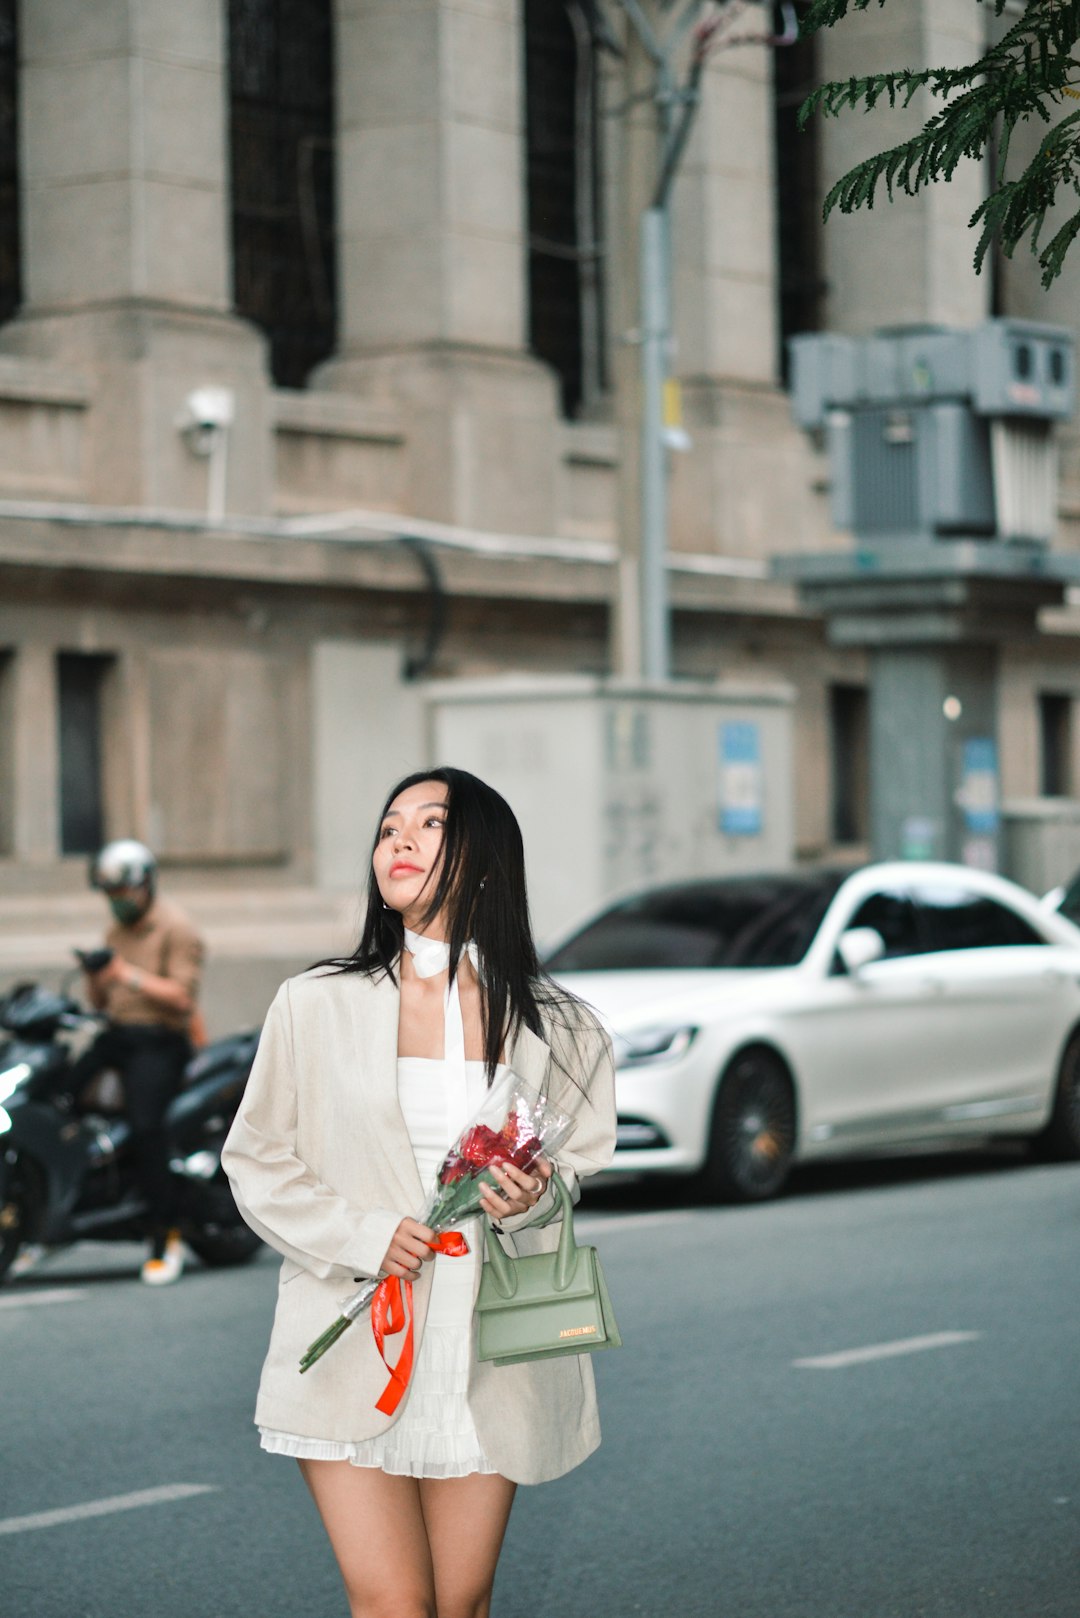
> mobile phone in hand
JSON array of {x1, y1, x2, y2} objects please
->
[{"x1": 74, "y1": 947, "x2": 114, "y2": 975}]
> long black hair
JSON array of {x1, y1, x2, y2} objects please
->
[{"x1": 315, "y1": 767, "x2": 574, "y2": 1082}]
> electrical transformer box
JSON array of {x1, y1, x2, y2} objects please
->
[{"x1": 790, "y1": 320, "x2": 1074, "y2": 546}]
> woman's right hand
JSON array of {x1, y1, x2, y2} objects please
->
[{"x1": 380, "y1": 1217, "x2": 437, "y2": 1279}]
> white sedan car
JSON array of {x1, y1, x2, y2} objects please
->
[{"x1": 546, "y1": 862, "x2": 1080, "y2": 1201}]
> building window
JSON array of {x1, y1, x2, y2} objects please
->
[
  {"x1": 830, "y1": 683, "x2": 869, "y2": 845},
  {"x1": 0, "y1": 0, "x2": 19, "y2": 330},
  {"x1": 524, "y1": 0, "x2": 607, "y2": 418},
  {"x1": 57, "y1": 654, "x2": 113, "y2": 857},
  {"x1": 773, "y1": 7, "x2": 824, "y2": 382},
  {"x1": 1039, "y1": 692, "x2": 1073, "y2": 797},
  {"x1": 228, "y1": 0, "x2": 337, "y2": 389}
]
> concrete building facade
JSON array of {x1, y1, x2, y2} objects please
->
[{"x1": 3, "y1": 0, "x2": 1080, "y2": 1015}]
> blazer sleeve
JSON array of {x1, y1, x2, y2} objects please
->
[
  {"x1": 221, "y1": 981, "x2": 402, "y2": 1282},
  {"x1": 494, "y1": 1009, "x2": 616, "y2": 1235}
]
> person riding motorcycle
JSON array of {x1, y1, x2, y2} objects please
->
[{"x1": 81, "y1": 840, "x2": 206, "y2": 1285}]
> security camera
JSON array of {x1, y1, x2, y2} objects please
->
[
  {"x1": 177, "y1": 385, "x2": 235, "y2": 522},
  {"x1": 177, "y1": 386, "x2": 235, "y2": 454}
]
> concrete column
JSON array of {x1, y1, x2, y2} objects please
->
[
  {"x1": 819, "y1": 0, "x2": 990, "y2": 334},
  {"x1": 331, "y1": 0, "x2": 525, "y2": 355},
  {"x1": 1001, "y1": 247, "x2": 1080, "y2": 549},
  {"x1": 5, "y1": 0, "x2": 271, "y2": 512},
  {"x1": 11, "y1": 645, "x2": 60, "y2": 862},
  {"x1": 21, "y1": 0, "x2": 230, "y2": 313},
  {"x1": 990, "y1": 35, "x2": 1080, "y2": 545},
  {"x1": 664, "y1": 20, "x2": 828, "y2": 563},
  {"x1": 317, "y1": 0, "x2": 560, "y2": 534},
  {"x1": 101, "y1": 649, "x2": 151, "y2": 845},
  {"x1": 672, "y1": 36, "x2": 778, "y2": 386},
  {"x1": 869, "y1": 644, "x2": 999, "y2": 866}
]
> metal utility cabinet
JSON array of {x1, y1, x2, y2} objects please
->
[{"x1": 426, "y1": 677, "x2": 795, "y2": 942}]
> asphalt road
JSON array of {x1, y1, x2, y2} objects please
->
[{"x1": 3, "y1": 1152, "x2": 1079, "y2": 1618}]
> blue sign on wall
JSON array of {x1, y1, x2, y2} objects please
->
[
  {"x1": 960, "y1": 737, "x2": 1000, "y2": 835},
  {"x1": 719, "y1": 720, "x2": 763, "y2": 836}
]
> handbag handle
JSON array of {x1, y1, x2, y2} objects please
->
[{"x1": 483, "y1": 1171, "x2": 576, "y2": 1299}]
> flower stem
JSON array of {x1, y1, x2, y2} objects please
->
[{"x1": 299, "y1": 1315, "x2": 352, "y2": 1372}]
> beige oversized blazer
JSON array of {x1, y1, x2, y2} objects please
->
[{"x1": 221, "y1": 964, "x2": 617, "y2": 1486}]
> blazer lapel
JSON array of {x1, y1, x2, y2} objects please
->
[{"x1": 346, "y1": 969, "x2": 425, "y2": 1212}]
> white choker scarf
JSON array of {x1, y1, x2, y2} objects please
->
[
  {"x1": 402, "y1": 929, "x2": 480, "y2": 1068},
  {"x1": 402, "y1": 929, "x2": 479, "y2": 981}
]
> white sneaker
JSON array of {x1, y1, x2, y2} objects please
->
[
  {"x1": 141, "y1": 1231, "x2": 185, "y2": 1286},
  {"x1": 10, "y1": 1243, "x2": 46, "y2": 1279}
]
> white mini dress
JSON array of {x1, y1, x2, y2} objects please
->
[{"x1": 259, "y1": 1044, "x2": 504, "y2": 1479}]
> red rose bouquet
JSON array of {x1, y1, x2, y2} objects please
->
[{"x1": 298, "y1": 1070, "x2": 574, "y2": 1404}]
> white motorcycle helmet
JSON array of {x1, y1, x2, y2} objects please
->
[{"x1": 90, "y1": 839, "x2": 158, "y2": 897}]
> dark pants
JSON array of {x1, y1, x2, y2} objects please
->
[{"x1": 76, "y1": 1024, "x2": 191, "y2": 1242}]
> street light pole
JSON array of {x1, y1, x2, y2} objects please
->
[
  {"x1": 611, "y1": 0, "x2": 794, "y2": 682},
  {"x1": 614, "y1": 0, "x2": 720, "y2": 681},
  {"x1": 639, "y1": 202, "x2": 670, "y2": 681}
]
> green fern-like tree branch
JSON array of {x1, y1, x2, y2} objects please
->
[{"x1": 798, "y1": 0, "x2": 1080, "y2": 287}]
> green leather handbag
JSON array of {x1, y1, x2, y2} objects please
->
[{"x1": 475, "y1": 1172, "x2": 622, "y2": 1366}]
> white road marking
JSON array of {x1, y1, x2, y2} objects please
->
[
  {"x1": 793, "y1": 1331, "x2": 981, "y2": 1370},
  {"x1": 0, "y1": 1288, "x2": 86, "y2": 1312},
  {"x1": 0, "y1": 1484, "x2": 219, "y2": 1537}
]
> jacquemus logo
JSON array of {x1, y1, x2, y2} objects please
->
[{"x1": 559, "y1": 1325, "x2": 597, "y2": 1338}]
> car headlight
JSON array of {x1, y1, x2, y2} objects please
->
[
  {"x1": 613, "y1": 1026, "x2": 697, "y2": 1069},
  {"x1": 0, "y1": 1062, "x2": 32, "y2": 1105}
]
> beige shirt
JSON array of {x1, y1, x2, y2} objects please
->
[{"x1": 103, "y1": 896, "x2": 205, "y2": 1034}]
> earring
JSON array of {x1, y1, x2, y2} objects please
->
[{"x1": 478, "y1": 879, "x2": 486, "y2": 891}]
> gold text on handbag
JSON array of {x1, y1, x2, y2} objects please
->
[{"x1": 559, "y1": 1325, "x2": 598, "y2": 1338}]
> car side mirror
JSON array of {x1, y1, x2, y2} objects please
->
[{"x1": 836, "y1": 927, "x2": 886, "y2": 977}]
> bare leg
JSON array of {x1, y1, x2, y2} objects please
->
[
  {"x1": 299, "y1": 1459, "x2": 437, "y2": 1618},
  {"x1": 419, "y1": 1473, "x2": 518, "y2": 1618}
]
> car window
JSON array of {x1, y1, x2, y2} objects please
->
[
  {"x1": 845, "y1": 890, "x2": 922, "y2": 959},
  {"x1": 545, "y1": 874, "x2": 846, "y2": 971},
  {"x1": 548, "y1": 914, "x2": 720, "y2": 970},
  {"x1": 910, "y1": 885, "x2": 1046, "y2": 952},
  {"x1": 730, "y1": 883, "x2": 841, "y2": 968},
  {"x1": 1058, "y1": 871, "x2": 1080, "y2": 928}
]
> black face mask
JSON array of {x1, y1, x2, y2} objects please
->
[{"x1": 108, "y1": 895, "x2": 148, "y2": 926}]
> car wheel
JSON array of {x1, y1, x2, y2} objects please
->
[
  {"x1": 1037, "y1": 1030, "x2": 1080, "y2": 1161},
  {"x1": 703, "y1": 1047, "x2": 796, "y2": 1203}
]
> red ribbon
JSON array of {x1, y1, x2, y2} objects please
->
[{"x1": 372, "y1": 1232, "x2": 470, "y2": 1415}]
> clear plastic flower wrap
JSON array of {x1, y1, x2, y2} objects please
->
[{"x1": 299, "y1": 1069, "x2": 575, "y2": 1391}]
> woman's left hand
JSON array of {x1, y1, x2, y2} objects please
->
[{"x1": 480, "y1": 1156, "x2": 552, "y2": 1221}]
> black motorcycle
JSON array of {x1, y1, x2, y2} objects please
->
[{"x1": 0, "y1": 969, "x2": 262, "y2": 1283}]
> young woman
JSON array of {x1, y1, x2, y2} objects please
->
[{"x1": 222, "y1": 767, "x2": 616, "y2": 1618}]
